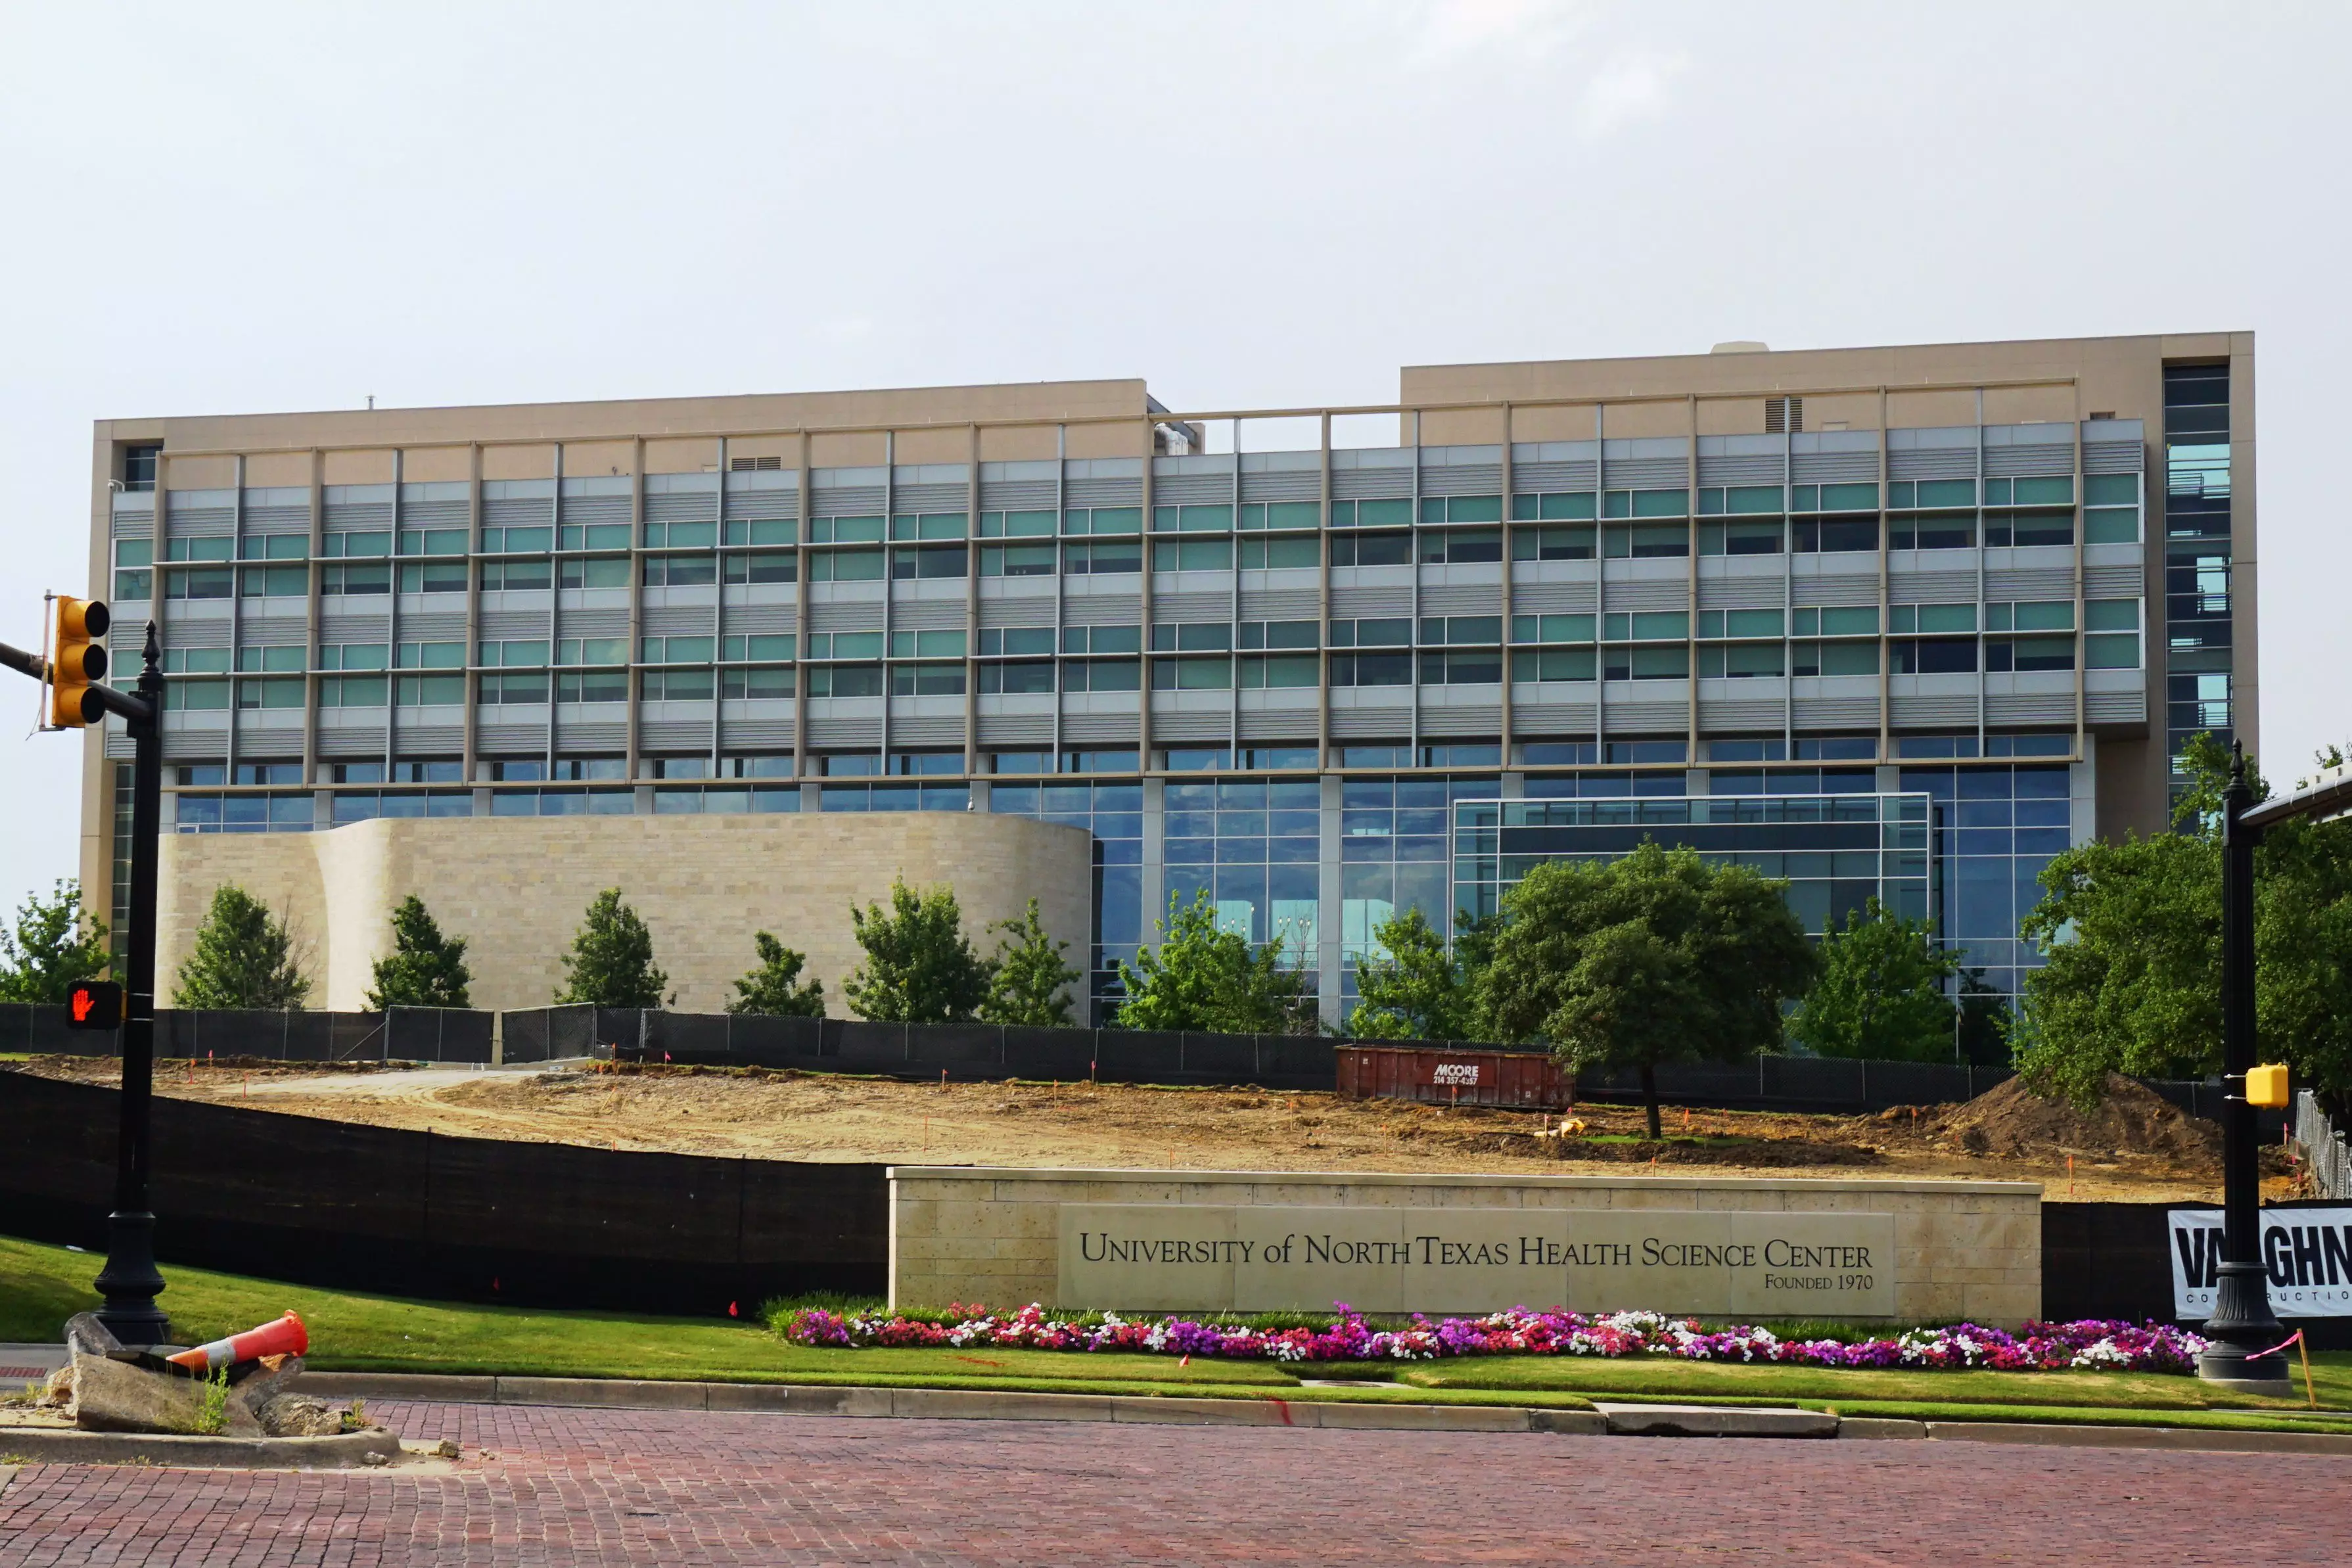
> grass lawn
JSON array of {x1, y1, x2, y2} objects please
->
[{"x1": 4, "y1": 1234, "x2": 2345, "y2": 1430}]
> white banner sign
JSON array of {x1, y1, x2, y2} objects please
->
[{"x1": 2168, "y1": 1207, "x2": 2352, "y2": 1320}]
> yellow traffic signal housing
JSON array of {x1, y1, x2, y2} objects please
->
[
  {"x1": 48, "y1": 596, "x2": 110, "y2": 728},
  {"x1": 2246, "y1": 1063, "x2": 2290, "y2": 1109}
]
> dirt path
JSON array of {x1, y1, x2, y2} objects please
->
[{"x1": 18, "y1": 1057, "x2": 2252, "y2": 1201}]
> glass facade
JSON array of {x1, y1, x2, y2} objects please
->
[
  {"x1": 987, "y1": 781, "x2": 1144, "y2": 1013},
  {"x1": 2163, "y1": 362, "x2": 2232, "y2": 803}
]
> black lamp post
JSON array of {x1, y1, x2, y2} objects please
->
[{"x1": 2192, "y1": 745, "x2": 2286, "y2": 1389}]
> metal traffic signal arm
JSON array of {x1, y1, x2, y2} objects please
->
[{"x1": 0, "y1": 609, "x2": 171, "y2": 1345}]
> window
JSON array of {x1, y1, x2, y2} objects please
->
[
  {"x1": 1236, "y1": 619, "x2": 1318, "y2": 650},
  {"x1": 162, "y1": 680, "x2": 229, "y2": 710},
  {"x1": 1150, "y1": 504, "x2": 1234, "y2": 533},
  {"x1": 396, "y1": 561, "x2": 467, "y2": 593},
  {"x1": 892, "y1": 544, "x2": 968, "y2": 580},
  {"x1": 1327, "y1": 618, "x2": 1411, "y2": 648},
  {"x1": 1985, "y1": 637, "x2": 2074, "y2": 673},
  {"x1": 481, "y1": 558, "x2": 554, "y2": 591},
  {"x1": 112, "y1": 539, "x2": 153, "y2": 601},
  {"x1": 1237, "y1": 501, "x2": 1322, "y2": 530},
  {"x1": 1601, "y1": 522, "x2": 1689, "y2": 559},
  {"x1": 1602, "y1": 611, "x2": 1689, "y2": 641},
  {"x1": 1061, "y1": 659, "x2": 1140, "y2": 692},
  {"x1": 234, "y1": 678, "x2": 304, "y2": 709},
  {"x1": 808, "y1": 549, "x2": 883, "y2": 582},
  {"x1": 2084, "y1": 473, "x2": 2142, "y2": 545},
  {"x1": 1791, "y1": 517, "x2": 1878, "y2": 553},
  {"x1": 237, "y1": 646, "x2": 306, "y2": 673},
  {"x1": 2085, "y1": 598, "x2": 2141, "y2": 669},
  {"x1": 1602, "y1": 490, "x2": 1690, "y2": 520},
  {"x1": 1059, "y1": 625, "x2": 1139, "y2": 655},
  {"x1": 481, "y1": 524, "x2": 553, "y2": 553},
  {"x1": 1695, "y1": 609, "x2": 1784, "y2": 639},
  {"x1": 721, "y1": 518, "x2": 796, "y2": 548},
  {"x1": 1890, "y1": 604, "x2": 1977, "y2": 634},
  {"x1": 1511, "y1": 647, "x2": 1596, "y2": 681},
  {"x1": 318, "y1": 643, "x2": 389, "y2": 670},
  {"x1": 978, "y1": 509, "x2": 1057, "y2": 538},
  {"x1": 1151, "y1": 538, "x2": 1233, "y2": 572},
  {"x1": 980, "y1": 543, "x2": 1055, "y2": 576},
  {"x1": 1059, "y1": 506, "x2": 1142, "y2": 536},
  {"x1": 479, "y1": 672, "x2": 551, "y2": 704},
  {"x1": 319, "y1": 676, "x2": 388, "y2": 707},
  {"x1": 166, "y1": 537, "x2": 233, "y2": 563},
  {"x1": 1984, "y1": 476, "x2": 2074, "y2": 507},
  {"x1": 1510, "y1": 613, "x2": 1596, "y2": 644},
  {"x1": 1789, "y1": 607, "x2": 1879, "y2": 637},
  {"x1": 1418, "y1": 649, "x2": 1501, "y2": 684},
  {"x1": 1418, "y1": 496, "x2": 1502, "y2": 524},
  {"x1": 979, "y1": 661, "x2": 1055, "y2": 694},
  {"x1": 164, "y1": 568, "x2": 233, "y2": 599},
  {"x1": 1697, "y1": 643, "x2": 1785, "y2": 678},
  {"x1": 808, "y1": 663, "x2": 883, "y2": 697},
  {"x1": 557, "y1": 637, "x2": 628, "y2": 666},
  {"x1": 1890, "y1": 639, "x2": 1977, "y2": 674},
  {"x1": 556, "y1": 671, "x2": 628, "y2": 703},
  {"x1": 1603, "y1": 645, "x2": 1690, "y2": 680},
  {"x1": 639, "y1": 635, "x2": 714, "y2": 663},
  {"x1": 1238, "y1": 655, "x2": 1319, "y2": 687},
  {"x1": 1698, "y1": 519, "x2": 1784, "y2": 555},
  {"x1": 1418, "y1": 528, "x2": 1500, "y2": 565},
  {"x1": 395, "y1": 674, "x2": 465, "y2": 706},
  {"x1": 1329, "y1": 652, "x2": 1412, "y2": 686},
  {"x1": 1062, "y1": 538, "x2": 1142, "y2": 574},
  {"x1": 720, "y1": 633, "x2": 796, "y2": 662},
  {"x1": 1791, "y1": 483, "x2": 1878, "y2": 513},
  {"x1": 1150, "y1": 656, "x2": 1233, "y2": 690},
  {"x1": 1985, "y1": 514, "x2": 2073, "y2": 548},
  {"x1": 642, "y1": 554, "x2": 718, "y2": 587},
  {"x1": 1152, "y1": 622, "x2": 1231, "y2": 653},
  {"x1": 1510, "y1": 491, "x2": 1598, "y2": 522},
  {"x1": 808, "y1": 632, "x2": 883, "y2": 660},
  {"x1": 558, "y1": 557, "x2": 630, "y2": 590},
  {"x1": 122, "y1": 444, "x2": 160, "y2": 490},
  {"x1": 1510, "y1": 524, "x2": 1596, "y2": 561},
  {"x1": 1984, "y1": 601, "x2": 2072, "y2": 634},
  {"x1": 808, "y1": 515, "x2": 885, "y2": 544},
  {"x1": 237, "y1": 534, "x2": 308, "y2": 562},
  {"x1": 889, "y1": 663, "x2": 965, "y2": 696},
  {"x1": 721, "y1": 666, "x2": 796, "y2": 699},
  {"x1": 1327, "y1": 498, "x2": 1415, "y2": 528},
  {"x1": 1238, "y1": 535, "x2": 1321, "y2": 569},
  {"x1": 1418, "y1": 615, "x2": 1501, "y2": 646},
  {"x1": 641, "y1": 668, "x2": 715, "y2": 700},
  {"x1": 396, "y1": 641, "x2": 464, "y2": 668},
  {"x1": 722, "y1": 553, "x2": 798, "y2": 584},
  {"x1": 981, "y1": 627, "x2": 1055, "y2": 658},
  {"x1": 888, "y1": 513, "x2": 968, "y2": 542},
  {"x1": 396, "y1": 528, "x2": 467, "y2": 557},
  {"x1": 888, "y1": 629, "x2": 965, "y2": 660},
  {"x1": 163, "y1": 649, "x2": 230, "y2": 674},
  {"x1": 1696, "y1": 486, "x2": 1785, "y2": 517},
  {"x1": 1889, "y1": 515, "x2": 1975, "y2": 551},
  {"x1": 638, "y1": 519, "x2": 716, "y2": 550},
  {"x1": 559, "y1": 523, "x2": 632, "y2": 552},
  {"x1": 1887, "y1": 480, "x2": 1976, "y2": 509},
  {"x1": 1327, "y1": 532, "x2": 1412, "y2": 567}
]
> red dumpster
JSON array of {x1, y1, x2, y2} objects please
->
[{"x1": 1335, "y1": 1044, "x2": 1572, "y2": 1109}]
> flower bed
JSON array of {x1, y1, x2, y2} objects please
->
[{"x1": 773, "y1": 1303, "x2": 2206, "y2": 1373}]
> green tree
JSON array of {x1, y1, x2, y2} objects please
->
[
  {"x1": 1786, "y1": 898, "x2": 1961, "y2": 1062},
  {"x1": 727, "y1": 932, "x2": 826, "y2": 1017},
  {"x1": 1115, "y1": 892, "x2": 1319, "y2": 1034},
  {"x1": 980, "y1": 899, "x2": 1081, "y2": 1027},
  {"x1": 1485, "y1": 841, "x2": 1817, "y2": 1138},
  {"x1": 171, "y1": 886, "x2": 311, "y2": 1009},
  {"x1": 0, "y1": 879, "x2": 110, "y2": 1002},
  {"x1": 2015, "y1": 733, "x2": 2352, "y2": 1109},
  {"x1": 843, "y1": 879, "x2": 992, "y2": 1023},
  {"x1": 1347, "y1": 906, "x2": 1492, "y2": 1042},
  {"x1": 554, "y1": 888, "x2": 669, "y2": 1007},
  {"x1": 363, "y1": 894, "x2": 473, "y2": 1010}
]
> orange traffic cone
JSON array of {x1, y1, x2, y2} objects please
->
[{"x1": 167, "y1": 1310, "x2": 308, "y2": 1372}]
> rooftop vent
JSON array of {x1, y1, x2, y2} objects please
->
[
  {"x1": 1711, "y1": 340, "x2": 1768, "y2": 354},
  {"x1": 1765, "y1": 396, "x2": 1803, "y2": 434},
  {"x1": 729, "y1": 455, "x2": 784, "y2": 471}
]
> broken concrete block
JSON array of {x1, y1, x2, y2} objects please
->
[
  {"x1": 69, "y1": 1350, "x2": 207, "y2": 1434},
  {"x1": 259, "y1": 1394, "x2": 346, "y2": 1438}
]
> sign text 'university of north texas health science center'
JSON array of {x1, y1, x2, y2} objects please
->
[{"x1": 1058, "y1": 1204, "x2": 1897, "y2": 1317}]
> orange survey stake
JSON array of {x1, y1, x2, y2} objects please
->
[{"x1": 166, "y1": 1310, "x2": 309, "y2": 1372}]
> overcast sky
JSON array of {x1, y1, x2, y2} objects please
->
[{"x1": 1, "y1": 1, "x2": 2343, "y2": 910}]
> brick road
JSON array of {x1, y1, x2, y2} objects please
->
[{"x1": 1, "y1": 1400, "x2": 2346, "y2": 1565}]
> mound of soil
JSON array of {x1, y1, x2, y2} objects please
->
[
  {"x1": 1929, "y1": 1072, "x2": 2220, "y2": 1164},
  {"x1": 1425, "y1": 1128, "x2": 1883, "y2": 1168}
]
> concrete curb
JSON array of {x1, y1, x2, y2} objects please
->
[
  {"x1": 1594, "y1": 1403, "x2": 1837, "y2": 1438},
  {"x1": 0, "y1": 1426, "x2": 403, "y2": 1469}
]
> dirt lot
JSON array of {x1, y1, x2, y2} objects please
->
[{"x1": 16, "y1": 1057, "x2": 2280, "y2": 1203}]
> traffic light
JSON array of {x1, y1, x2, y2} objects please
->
[
  {"x1": 48, "y1": 595, "x2": 109, "y2": 728},
  {"x1": 65, "y1": 979, "x2": 123, "y2": 1030},
  {"x1": 2246, "y1": 1063, "x2": 2290, "y2": 1109}
]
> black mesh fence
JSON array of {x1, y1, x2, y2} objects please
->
[
  {"x1": 3, "y1": 1005, "x2": 494, "y2": 1064},
  {"x1": 2044, "y1": 1199, "x2": 2352, "y2": 1349},
  {"x1": 0, "y1": 1071, "x2": 885, "y2": 1315}
]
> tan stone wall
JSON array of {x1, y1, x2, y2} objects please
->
[
  {"x1": 158, "y1": 813, "x2": 1094, "y2": 1015},
  {"x1": 889, "y1": 1168, "x2": 2042, "y2": 1327}
]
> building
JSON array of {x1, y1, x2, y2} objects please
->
[{"x1": 81, "y1": 334, "x2": 2254, "y2": 1023}]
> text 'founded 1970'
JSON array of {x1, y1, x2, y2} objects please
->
[{"x1": 1057, "y1": 1205, "x2": 1896, "y2": 1317}]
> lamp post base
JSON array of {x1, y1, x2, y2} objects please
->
[
  {"x1": 2194, "y1": 1368, "x2": 2297, "y2": 1398},
  {"x1": 89, "y1": 1209, "x2": 170, "y2": 1349}
]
